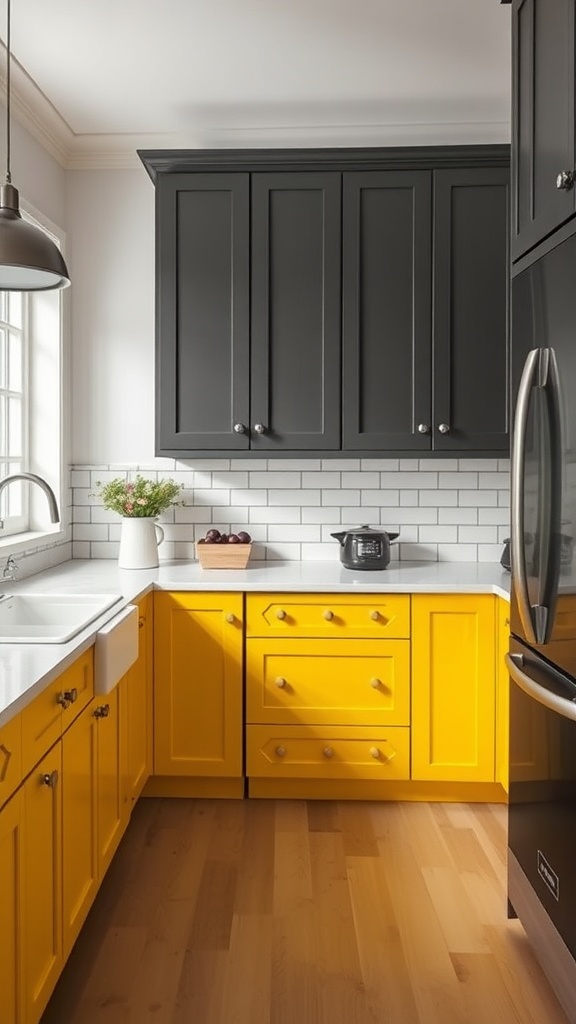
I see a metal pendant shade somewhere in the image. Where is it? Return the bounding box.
[0,0,70,291]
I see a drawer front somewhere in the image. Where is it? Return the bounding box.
[246,639,410,726]
[246,593,410,638]
[247,725,410,780]
[21,649,94,777]
[0,714,22,809]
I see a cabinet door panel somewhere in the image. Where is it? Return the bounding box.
[0,789,24,1024]
[95,686,125,878]
[0,713,22,810]
[342,170,432,450]
[512,0,576,260]
[154,593,243,777]
[433,167,510,451]
[124,596,153,805]
[412,595,496,782]
[156,173,250,452]
[23,744,62,1024]
[62,702,98,958]
[251,172,341,449]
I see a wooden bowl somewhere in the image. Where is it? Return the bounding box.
[196,542,251,569]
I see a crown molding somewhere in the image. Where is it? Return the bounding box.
[0,49,511,171]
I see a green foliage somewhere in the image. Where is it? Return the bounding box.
[94,474,183,518]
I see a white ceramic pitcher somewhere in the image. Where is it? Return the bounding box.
[118,517,165,569]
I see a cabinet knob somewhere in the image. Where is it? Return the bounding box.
[64,687,78,704]
[370,610,379,621]
[505,617,510,626]
[275,745,286,758]
[57,692,71,709]
[369,747,381,760]
[418,423,430,434]
[437,423,450,434]
[253,423,266,434]
[276,609,286,620]
[323,746,334,758]
[275,676,287,688]
[233,422,246,434]
[323,609,334,621]
[94,703,110,719]
[225,613,235,624]
[42,770,59,787]
[557,170,575,191]
[138,616,145,629]
[370,677,381,689]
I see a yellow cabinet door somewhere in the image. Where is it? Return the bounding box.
[496,597,510,792]
[246,638,410,726]
[94,686,125,879]
[61,701,98,959]
[22,743,62,1024]
[154,592,243,777]
[412,594,496,783]
[123,595,153,806]
[0,788,24,1024]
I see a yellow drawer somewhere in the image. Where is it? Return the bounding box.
[246,638,410,726]
[246,593,410,638]
[246,724,410,780]
[0,713,22,809]
[21,649,94,777]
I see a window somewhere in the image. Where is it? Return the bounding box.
[0,205,66,549]
[0,291,28,534]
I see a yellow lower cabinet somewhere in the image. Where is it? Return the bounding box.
[94,685,126,878]
[246,638,410,726]
[22,743,62,1024]
[122,595,153,806]
[0,787,24,1024]
[247,725,410,780]
[411,594,496,783]
[61,701,98,959]
[153,592,243,778]
[496,597,510,792]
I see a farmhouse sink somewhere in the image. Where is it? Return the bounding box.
[0,592,122,643]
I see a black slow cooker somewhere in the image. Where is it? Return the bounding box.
[330,525,399,570]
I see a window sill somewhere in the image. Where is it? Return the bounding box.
[0,527,65,556]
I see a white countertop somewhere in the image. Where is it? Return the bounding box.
[0,558,510,726]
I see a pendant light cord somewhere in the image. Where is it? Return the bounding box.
[5,0,10,184]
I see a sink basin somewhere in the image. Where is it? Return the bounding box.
[0,593,123,643]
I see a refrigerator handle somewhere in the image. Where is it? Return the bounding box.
[511,348,540,644]
[506,653,576,723]
[538,348,562,641]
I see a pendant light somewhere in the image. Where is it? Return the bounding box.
[0,0,70,290]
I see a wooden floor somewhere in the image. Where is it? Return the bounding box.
[40,797,569,1024]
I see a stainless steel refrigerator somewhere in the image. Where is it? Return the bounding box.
[507,230,576,1023]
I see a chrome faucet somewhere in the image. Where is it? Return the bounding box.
[0,473,60,529]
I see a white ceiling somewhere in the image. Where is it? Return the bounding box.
[0,0,511,168]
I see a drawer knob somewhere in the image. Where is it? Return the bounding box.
[42,770,59,787]
[57,692,71,709]
[225,613,236,624]
[369,747,381,760]
[94,704,110,719]
[323,746,334,758]
[275,745,286,758]
[276,609,287,620]
[370,610,379,621]
[138,616,145,629]
[275,676,287,689]
[370,678,381,689]
[323,609,334,621]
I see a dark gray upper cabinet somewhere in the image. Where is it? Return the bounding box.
[154,169,340,453]
[342,166,509,452]
[512,0,576,261]
[433,167,510,451]
[141,146,509,458]
[249,173,341,451]
[342,171,433,451]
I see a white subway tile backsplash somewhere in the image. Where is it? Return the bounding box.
[71,459,510,564]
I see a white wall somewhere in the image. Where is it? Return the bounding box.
[67,168,156,463]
